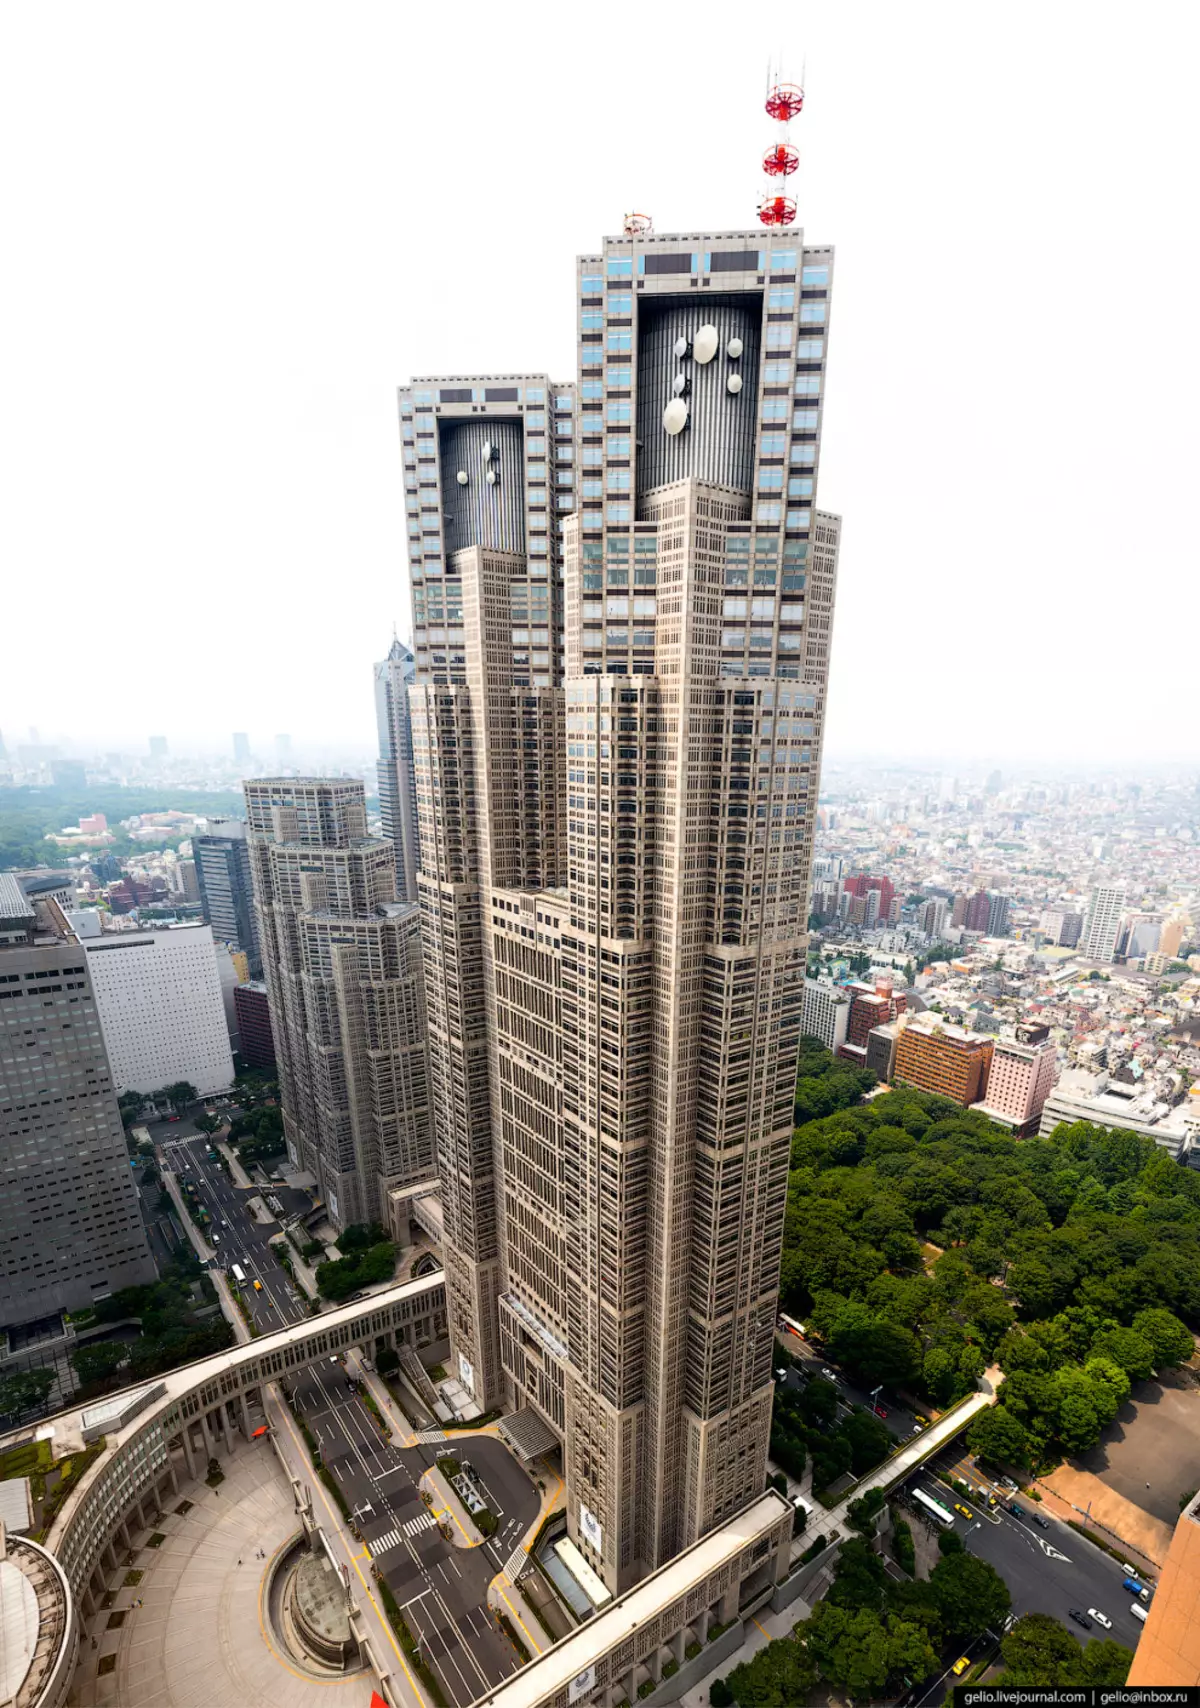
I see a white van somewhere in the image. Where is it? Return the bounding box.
[1131,1603,1148,1624]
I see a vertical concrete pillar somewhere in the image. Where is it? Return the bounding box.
[239,1391,252,1438]
[219,1401,235,1454]
[199,1410,215,1461]
[168,1462,180,1496]
[180,1426,199,1482]
[718,1584,738,1625]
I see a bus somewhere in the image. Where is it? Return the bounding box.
[912,1487,956,1529]
[231,1263,246,1285]
[777,1313,807,1341]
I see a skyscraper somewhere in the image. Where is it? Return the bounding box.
[1084,883,1127,963]
[0,876,155,1329]
[232,731,251,765]
[244,778,433,1226]
[193,817,262,976]
[403,223,839,1591]
[374,635,420,904]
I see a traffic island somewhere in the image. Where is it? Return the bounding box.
[418,1462,485,1548]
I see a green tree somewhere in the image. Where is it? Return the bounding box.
[161,1081,197,1112]
[1131,1306,1193,1368]
[841,1409,892,1475]
[804,1603,936,1699]
[0,1367,55,1416]
[726,1636,815,1707]
[999,1613,1131,1686]
[1089,1325,1156,1382]
[929,1551,1011,1639]
[967,1405,1029,1467]
[846,1487,886,1538]
[71,1341,126,1386]
[193,1112,222,1136]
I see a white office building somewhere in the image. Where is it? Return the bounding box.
[80,923,234,1097]
[803,978,851,1053]
[1083,884,1127,963]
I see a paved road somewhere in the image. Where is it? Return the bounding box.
[287,1355,539,1707]
[777,1333,922,1442]
[155,1123,308,1333]
[909,1469,1146,1652]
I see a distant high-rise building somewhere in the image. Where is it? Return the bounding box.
[374,636,420,904]
[402,217,841,1592]
[918,897,948,939]
[843,873,895,920]
[841,976,906,1061]
[274,734,292,760]
[148,736,168,759]
[176,857,201,905]
[232,732,251,765]
[984,768,1002,795]
[193,818,261,977]
[802,978,851,1053]
[954,889,992,934]
[973,1020,1057,1134]
[244,778,433,1226]
[0,877,156,1329]
[233,981,276,1072]
[894,1017,994,1107]
[1039,907,1083,949]
[986,892,1011,937]
[50,759,87,789]
[78,922,234,1098]
[1083,884,1127,963]
[1160,915,1190,960]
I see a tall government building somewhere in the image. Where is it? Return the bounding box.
[244,778,433,1227]
[402,222,840,1592]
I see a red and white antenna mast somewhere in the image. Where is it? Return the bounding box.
[758,63,802,227]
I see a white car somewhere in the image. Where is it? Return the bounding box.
[1087,1608,1112,1630]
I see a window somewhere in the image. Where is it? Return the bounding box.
[581,275,603,293]
[526,412,546,428]
[582,381,603,400]
[722,598,747,617]
[556,393,574,410]
[582,446,603,466]
[607,402,631,424]
[765,326,793,351]
[607,365,631,386]
[633,597,656,617]
[581,310,603,331]
[788,477,813,498]
[799,302,827,324]
[607,435,631,457]
[528,462,547,479]
[607,469,630,490]
[801,265,829,287]
[607,628,628,645]
[794,373,821,396]
[607,330,632,352]
[768,288,795,310]
[761,400,789,420]
[525,387,545,403]
[756,501,782,523]
[582,479,603,499]
[581,346,603,367]
[722,628,746,648]
[607,293,632,313]
[557,470,574,487]
[771,251,797,270]
[607,597,629,617]
[607,258,633,277]
[763,362,791,384]
[557,493,574,509]
[790,442,813,464]
[751,597,776,618]
[792,409,819,430]
[760,432,786,455]
[786,509,811,528]
[758,468,784,490]
[607,503,631,523]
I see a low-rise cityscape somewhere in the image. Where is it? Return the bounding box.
[2,36,1198,1708]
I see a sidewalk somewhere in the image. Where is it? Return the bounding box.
[161,1169,215,1263]
[345,1348,428,1442]
[217,1139,254,1188]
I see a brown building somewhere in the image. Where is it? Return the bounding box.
[893,1017,993,1107]
[838,976,907,1064]
[1127,1492,1200,1684]
[233,980,276,1072]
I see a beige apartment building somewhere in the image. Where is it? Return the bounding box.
[243,777,434,1228]
[401,227,840,1594]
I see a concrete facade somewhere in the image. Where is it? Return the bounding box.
[193,818,262,978]
[374,636,421,906]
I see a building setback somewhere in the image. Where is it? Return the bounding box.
[893,1017,994,1107]
[80,923,234,1098]
[403,222,839,1593]
[244,778,434,1226]
[0,876,155,1330]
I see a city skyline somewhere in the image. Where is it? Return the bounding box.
[2,7,1198,764]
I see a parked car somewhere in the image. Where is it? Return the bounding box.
[1069,1609,1093,1630]
[1088,1609,1112,1629]
[1008,1502,1026,1520]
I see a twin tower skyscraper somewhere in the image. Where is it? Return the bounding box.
[255,221,840,1597]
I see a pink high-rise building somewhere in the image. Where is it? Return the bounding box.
[974,1021,1057,1135]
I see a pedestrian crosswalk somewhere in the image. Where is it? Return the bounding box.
[503,1544,528,1581]
[415,1428,446,1444]
[368,1512,436,1556]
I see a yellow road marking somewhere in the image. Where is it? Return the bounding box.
[496,1579,543,1655]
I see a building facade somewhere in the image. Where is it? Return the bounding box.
[893,1017,993,1107]
[244,778,434,1226]
[80,924,234,1098]
[374,636,421,905]
[1083,884,1127,963]
[0,876,155,1330]
[802,977,850,1053]
[193,818,262,977]
[972,1020,1057,1133]
[404,225,839,1593]
[232,980,276,1072]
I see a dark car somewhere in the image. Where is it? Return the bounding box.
[1068,1609,1093,1630]
[1007,1502,1025,1520]
[1031,1511,1051,1529]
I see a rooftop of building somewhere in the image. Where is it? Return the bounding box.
[0,871,35,925]
[1127,1489,1200,1685]
[899,1016,992,1047]
[0,1529,73,1708]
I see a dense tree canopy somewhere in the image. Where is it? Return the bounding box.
[783,1044,1200,1467]
[997,1613,1131,1686]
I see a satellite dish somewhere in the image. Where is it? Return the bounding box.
[673,336,689,359]
[672,373,688,397]
[481,441,493,461]
[727,337,744,359]
[693,324,719,364]
[663,398,688,435]
[727,373,743,394]
[456,470,469,486]
[486,468,497,485]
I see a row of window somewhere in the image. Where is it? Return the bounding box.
[584,255,829,284]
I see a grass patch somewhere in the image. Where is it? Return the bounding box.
[146,1532,166,1547]
[175,1499,193,1516]
[376,1573,450,1708]
[30,1438,106,1541]
[0,1438,53,1480]
[475,1505,497,1537]
[359,1387,390,1437]
[97,1655,117,1676]
[123,1569,144,1586]
[798,1533,832,1565]
[106,1610,127,1629]
[428,1363,447,1382]
[318,1464,352,1524]
[436,1455,461,1480]
[497,1611,531,1663]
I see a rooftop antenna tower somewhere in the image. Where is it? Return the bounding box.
[758,59,803,226]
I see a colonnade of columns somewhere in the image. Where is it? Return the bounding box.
[599,1582,741,1707]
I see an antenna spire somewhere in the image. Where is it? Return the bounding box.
[758,64,803,227]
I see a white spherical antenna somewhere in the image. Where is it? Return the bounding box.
[672,373,688,397]
[456,469,469,486]
[662,398,688,435]
[727,373,743,394]
[481,441,493,462]
[673,335,689,359]
[486,468,497,485]
[693,324,719,364]
[727,337,744,359]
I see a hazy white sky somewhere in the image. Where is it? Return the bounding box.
[2,1,1197,764]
